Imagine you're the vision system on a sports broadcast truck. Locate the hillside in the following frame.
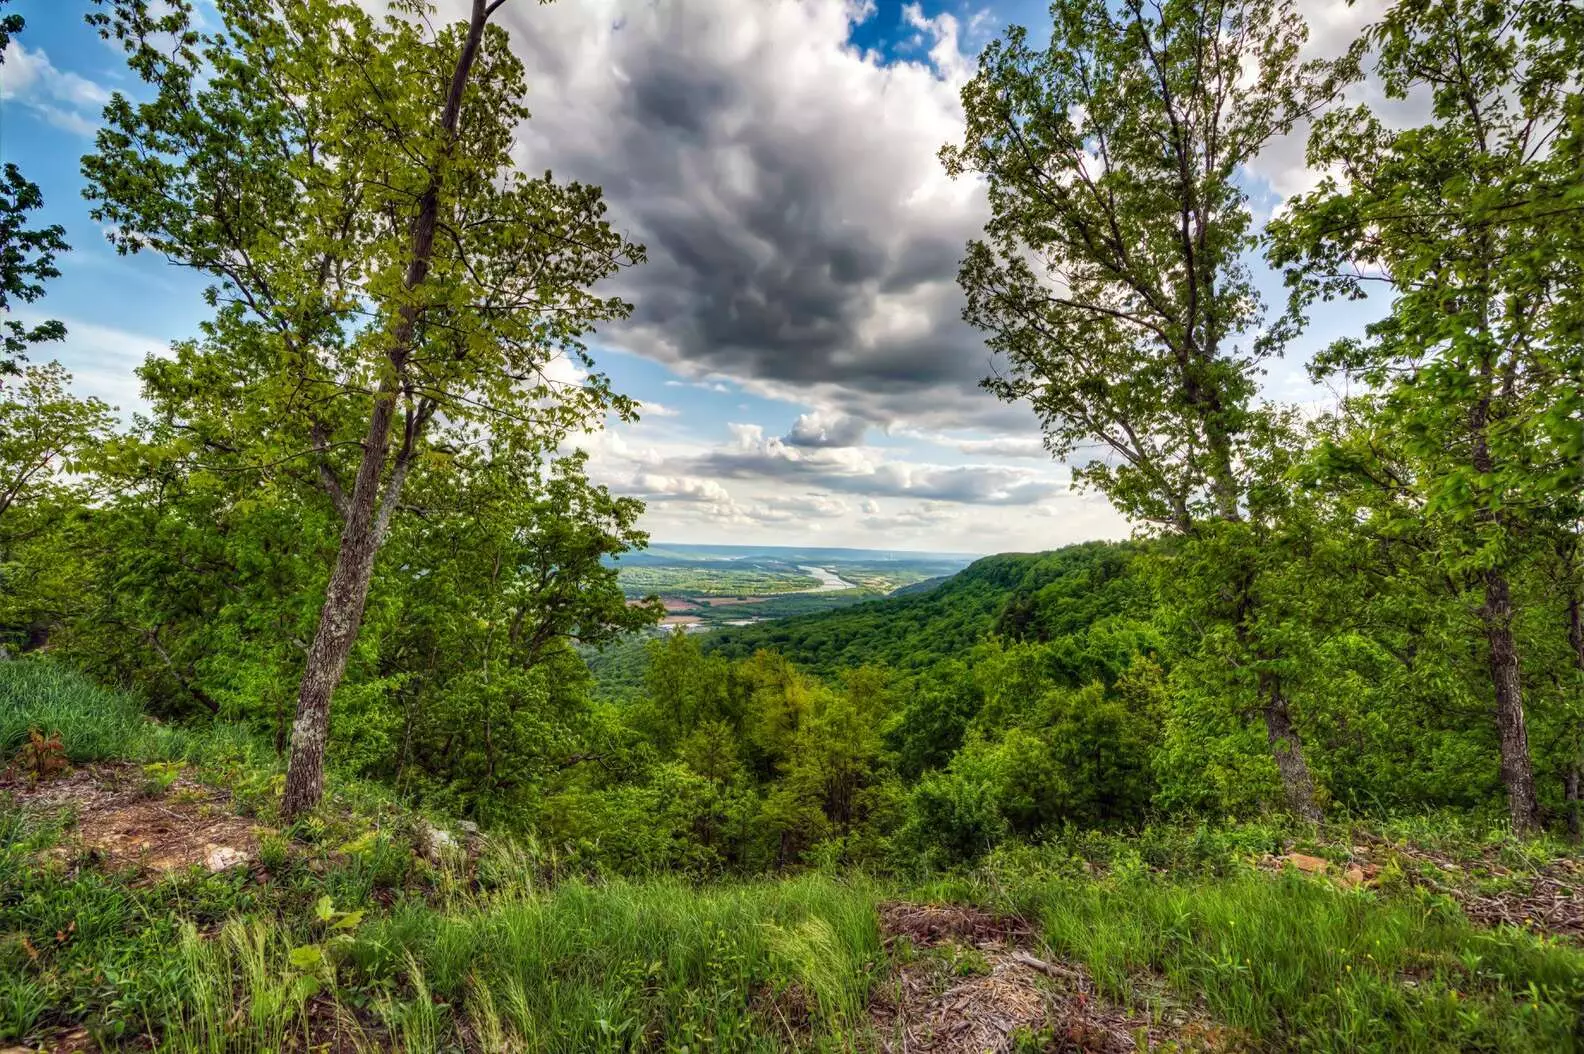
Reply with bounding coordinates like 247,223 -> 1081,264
703,541 -> 1150,676
7,661 -> 1584,1052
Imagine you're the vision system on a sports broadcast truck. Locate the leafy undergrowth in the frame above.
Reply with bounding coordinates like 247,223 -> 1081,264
3,659 -> 1583,1051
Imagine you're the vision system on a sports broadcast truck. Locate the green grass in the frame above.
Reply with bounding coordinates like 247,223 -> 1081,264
0,658 -> 149,762
6,659 -> 1584,1051
347,875 -> 883,1050
1,803 -> 884,1050
983,870 -> 1584,1052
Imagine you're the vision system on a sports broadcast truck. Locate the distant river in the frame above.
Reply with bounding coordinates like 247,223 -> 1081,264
797,566 -> 856,592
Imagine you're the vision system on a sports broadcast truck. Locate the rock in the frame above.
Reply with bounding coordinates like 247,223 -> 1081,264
1341,866 -> 1367,888
204,845 -> 249,872
1281,852 -> 1330,874
416,820 -> 457,862
456,819 -> 486,853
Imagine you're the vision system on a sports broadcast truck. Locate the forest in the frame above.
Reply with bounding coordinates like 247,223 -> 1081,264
1,0 -> 1583,1049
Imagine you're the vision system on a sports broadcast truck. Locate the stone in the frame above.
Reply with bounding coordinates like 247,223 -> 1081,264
1281,852 -> 1329,874
416,820 -> 457,862
1341,866 -> 1367,888
204,845 -> 249,871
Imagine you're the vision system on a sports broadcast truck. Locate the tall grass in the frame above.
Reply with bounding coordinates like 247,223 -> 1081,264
0,658 -> 149,761
0,658 -> 279,779
1009,870 -> 1584,1053
160,920 -> 315,1054
347,874 -> 883,1051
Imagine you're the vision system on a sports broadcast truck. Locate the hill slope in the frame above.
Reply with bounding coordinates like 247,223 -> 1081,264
703,540 -> 1150,676
7,660 -> 1583,1052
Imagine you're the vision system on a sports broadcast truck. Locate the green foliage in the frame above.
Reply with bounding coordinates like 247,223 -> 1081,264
709,542 -> 1148,675
0,5 -> 68,374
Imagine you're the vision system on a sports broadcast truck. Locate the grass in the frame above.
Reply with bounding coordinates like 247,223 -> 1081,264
0,659 -> 149,762
2,806 -> 884,1049
5,658 -> 1584,1051
947,861 -> 1584,1053
346,875 -> 882,1050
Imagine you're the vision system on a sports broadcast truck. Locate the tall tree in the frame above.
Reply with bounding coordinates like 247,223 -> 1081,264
943,0 -> 1342,819
1270,0 -> 1583,832
85,0 -> 643,816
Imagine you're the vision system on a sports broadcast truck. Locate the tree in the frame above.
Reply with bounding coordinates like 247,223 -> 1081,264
0,3 -> 69,376
86,0 -> 643,816
0,363 -> 112,651
943,0 -> 1342,819
1269,0 -> 1583,832
0,363 -> 111,526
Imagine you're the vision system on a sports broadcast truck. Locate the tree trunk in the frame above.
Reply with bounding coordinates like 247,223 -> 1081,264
1482,568 -> 1540,834
279,0 -> 495,819
1568,590 -> 1583,674
1566,766 -> 1581,844
1260,672 -> 1322,823
281,393 -> 396,817
1568,591 -> 1584,842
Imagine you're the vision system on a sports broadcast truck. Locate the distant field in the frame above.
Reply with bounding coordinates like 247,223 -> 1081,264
613,543 -> 976,604
618,566 -> 824,597
590,544 -> 981,686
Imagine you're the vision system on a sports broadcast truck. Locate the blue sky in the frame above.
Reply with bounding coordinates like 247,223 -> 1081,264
1,0 -> 1380,554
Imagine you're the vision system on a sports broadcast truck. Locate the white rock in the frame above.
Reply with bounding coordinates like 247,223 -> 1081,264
417,821 -> 457,862
205,845 -> 249,871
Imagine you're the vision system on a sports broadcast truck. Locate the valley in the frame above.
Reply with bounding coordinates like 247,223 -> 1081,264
614,543 -> 975,630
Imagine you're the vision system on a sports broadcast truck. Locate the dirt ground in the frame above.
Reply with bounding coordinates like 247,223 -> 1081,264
870,902 -> 1229,1053
1,761 -> 262,877
1260,839 -> 1584,941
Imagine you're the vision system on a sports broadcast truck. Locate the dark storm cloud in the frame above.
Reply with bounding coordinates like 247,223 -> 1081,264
490,0 -> 1017,431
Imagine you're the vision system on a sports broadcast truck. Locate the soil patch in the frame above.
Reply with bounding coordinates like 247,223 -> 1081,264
1381,839 -> 1584,940
880,902 -> 1035,949
2,761 -> 264,876
872,901 -> 1222,1053
1260,836 -> 1584,941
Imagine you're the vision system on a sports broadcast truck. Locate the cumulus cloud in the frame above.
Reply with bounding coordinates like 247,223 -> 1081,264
0,42 -> 110,136
458,0 -> 1019,433
688,423 -> 1061,505
631,473 -> 735,504
784,410 -> 867,448
953,436 -> 1049,459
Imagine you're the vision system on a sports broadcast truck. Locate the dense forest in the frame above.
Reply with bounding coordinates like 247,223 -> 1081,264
2,0 -> 1584,1049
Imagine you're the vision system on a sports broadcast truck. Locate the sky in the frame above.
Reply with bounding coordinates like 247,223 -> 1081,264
0,0 -> 1386,555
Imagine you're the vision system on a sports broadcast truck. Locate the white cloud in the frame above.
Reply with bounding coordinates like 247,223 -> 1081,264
0,42 -> 111,136
11,314 -> 166,413
953,436 -> 1049,459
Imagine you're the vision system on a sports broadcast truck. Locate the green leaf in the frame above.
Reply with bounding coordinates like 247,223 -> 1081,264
288,944 -> 324,972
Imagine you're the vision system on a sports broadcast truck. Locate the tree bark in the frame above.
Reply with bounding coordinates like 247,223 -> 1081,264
1260,672 -> 1322,823
280,0 -> 496,819
280,406 -> 393,816
1567,590 -> 1584,842
1481,568 -> 1540,834
1568,590 -> 1583,675
1566,766 -> 1581,844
